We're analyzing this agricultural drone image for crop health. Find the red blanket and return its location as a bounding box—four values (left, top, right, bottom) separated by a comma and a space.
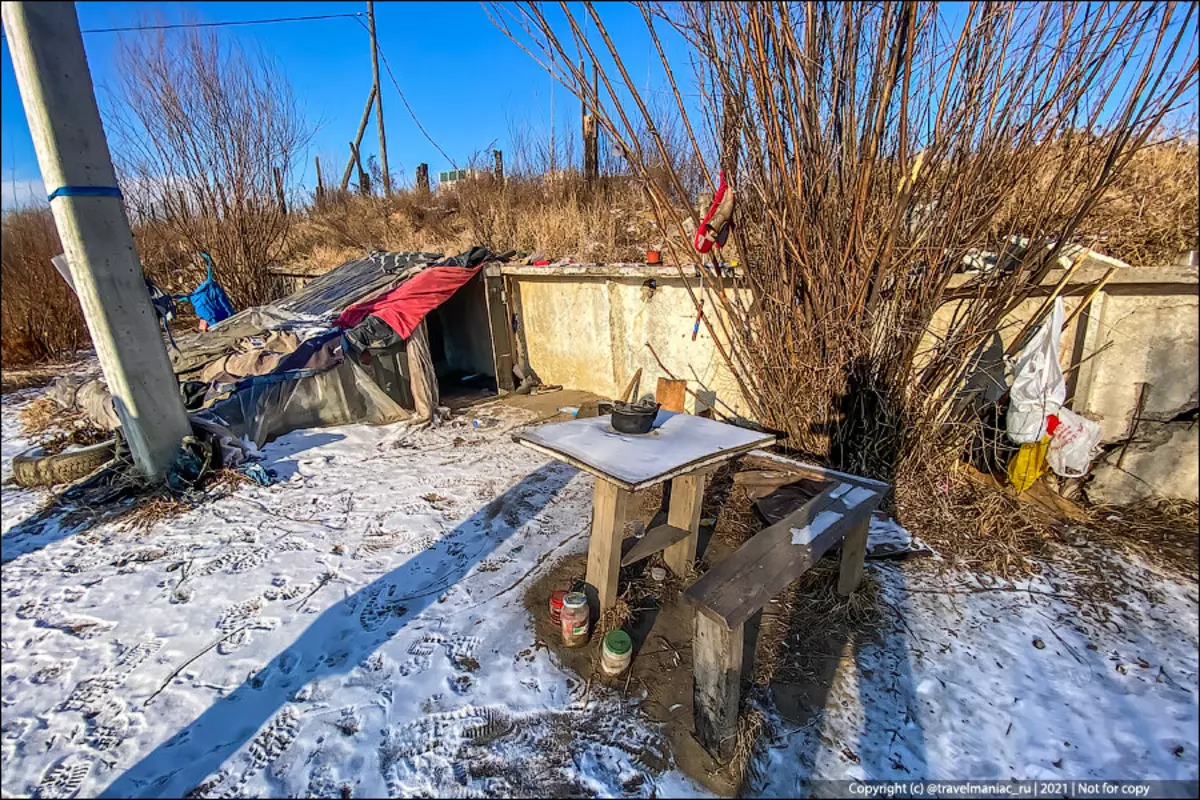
335, 266, 482, 339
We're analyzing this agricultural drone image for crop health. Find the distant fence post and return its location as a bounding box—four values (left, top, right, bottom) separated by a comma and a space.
416, 163, 430, 193
493, 149, 504, 182
314, 156, 326, 209
273, 166, 287, 215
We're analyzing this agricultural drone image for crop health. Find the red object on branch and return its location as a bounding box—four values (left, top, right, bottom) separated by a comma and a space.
335, 266, 482, 339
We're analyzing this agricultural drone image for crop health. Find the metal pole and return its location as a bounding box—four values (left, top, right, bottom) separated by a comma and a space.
368, 1, 390, 196
3, 1, 190, 480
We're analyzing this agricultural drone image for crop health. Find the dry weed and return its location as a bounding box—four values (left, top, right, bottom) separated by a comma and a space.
1083, 500, 1199, 578
117, 496, 194, 531
727, 707, 766, 782
17, 396, 64, 436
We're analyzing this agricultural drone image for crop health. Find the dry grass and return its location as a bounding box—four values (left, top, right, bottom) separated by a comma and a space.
596, 595, 632, 638
17, 396, 66, 436
116, 496, 194, 531
728, 707, 767, 782
1076, 139, 1199, 267
0, 208, 88, 367
1084, 499, 1199, 578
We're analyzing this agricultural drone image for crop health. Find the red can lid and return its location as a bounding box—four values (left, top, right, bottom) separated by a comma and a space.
550, 590, 567, 608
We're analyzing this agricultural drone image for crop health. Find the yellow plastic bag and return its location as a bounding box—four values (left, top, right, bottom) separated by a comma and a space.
1007, 436, 1051, 493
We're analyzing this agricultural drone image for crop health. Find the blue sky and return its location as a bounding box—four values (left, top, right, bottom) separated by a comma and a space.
1, 1, 672, 208
3, 3, 1195, 209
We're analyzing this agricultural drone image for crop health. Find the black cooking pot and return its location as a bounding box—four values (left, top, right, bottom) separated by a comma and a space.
610, 401, 660, 434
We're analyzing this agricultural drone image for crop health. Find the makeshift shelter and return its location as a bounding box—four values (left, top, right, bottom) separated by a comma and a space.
164, 248, 508, 446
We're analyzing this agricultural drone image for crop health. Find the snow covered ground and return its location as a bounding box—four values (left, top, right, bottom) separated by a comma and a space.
2, 382, 1197, 798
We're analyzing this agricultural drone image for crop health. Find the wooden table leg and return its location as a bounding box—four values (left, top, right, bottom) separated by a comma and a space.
585, 478, 631, 613
692, 609, 743, 760
663, 471, 704, 576
837, 514, 870, 596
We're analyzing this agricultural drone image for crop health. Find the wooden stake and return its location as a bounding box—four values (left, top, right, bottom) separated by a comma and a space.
272, 166, 287, 215
367, 1, 390, 196
1062, 267, 1118, 330
837, 515, 870, 596
314, 156, 325, 206
620, 367, 643, 403
350, 141, 370, 196
341, 85, 377, 192
493, 149, 504, 181
692, 610, 742, 759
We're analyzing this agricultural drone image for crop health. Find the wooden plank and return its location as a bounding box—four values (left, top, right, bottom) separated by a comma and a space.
663, 472, 705, 575
484, 272, 515, 391
692, 611, 743, 760
740, 450, 891, 493
656, 377, 687, 412
620, 523, 690, 567
837, 514, 870, 596
585, 478, 631, 612
685, 484, 883, 628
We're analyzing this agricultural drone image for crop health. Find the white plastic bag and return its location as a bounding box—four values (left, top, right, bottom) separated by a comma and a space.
1047, 407, 1102, 478
1006, 297, 1067, 443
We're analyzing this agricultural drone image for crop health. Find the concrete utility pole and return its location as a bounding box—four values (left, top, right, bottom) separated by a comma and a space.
368, 0, 391, 196
3, 1, 191, 480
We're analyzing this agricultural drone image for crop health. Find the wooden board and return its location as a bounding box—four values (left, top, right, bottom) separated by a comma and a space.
740, 450, 891, 494
655, 377, 687, 412
515, 411, 775, 491
663, 471, 704, 575
484, 272, 515, 391
585, 479, 630, 612
684, 482, 883, 628
837, 515, 870, 596
620, 523, 691, 567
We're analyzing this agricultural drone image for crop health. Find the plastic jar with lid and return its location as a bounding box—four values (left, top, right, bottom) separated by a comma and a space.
600, 630, 632, 675
560, 592, 590, 648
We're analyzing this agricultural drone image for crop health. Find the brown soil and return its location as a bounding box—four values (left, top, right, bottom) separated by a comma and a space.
519, 465, 781, 796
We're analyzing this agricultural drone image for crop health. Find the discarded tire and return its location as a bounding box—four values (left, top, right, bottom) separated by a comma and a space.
11, 440, 116, 488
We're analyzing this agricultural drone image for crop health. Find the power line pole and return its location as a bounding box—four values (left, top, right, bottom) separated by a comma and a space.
368, 1, 390, 196
3, 1, 190, 480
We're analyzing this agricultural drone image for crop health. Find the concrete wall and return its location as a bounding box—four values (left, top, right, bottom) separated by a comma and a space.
508, 265, 752, 417
502, 263, 1199, 504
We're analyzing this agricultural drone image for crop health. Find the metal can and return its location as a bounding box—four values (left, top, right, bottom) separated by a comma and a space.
549, 590, 567, 627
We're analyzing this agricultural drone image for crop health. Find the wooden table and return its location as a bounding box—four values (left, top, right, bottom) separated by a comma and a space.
515, 411, 775, 611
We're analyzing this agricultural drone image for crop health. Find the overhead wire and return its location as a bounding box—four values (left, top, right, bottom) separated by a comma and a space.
80, 13, 365, 34
351, 16, 459, 170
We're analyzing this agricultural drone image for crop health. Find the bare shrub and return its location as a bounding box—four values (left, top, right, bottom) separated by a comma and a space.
494, 2, 1198, 564
105, 22, 313, 306
0, 207, 86, 367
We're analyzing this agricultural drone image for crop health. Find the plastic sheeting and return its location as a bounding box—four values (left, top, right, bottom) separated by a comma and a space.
206, 358, 410, 447
334, 266, 483, 338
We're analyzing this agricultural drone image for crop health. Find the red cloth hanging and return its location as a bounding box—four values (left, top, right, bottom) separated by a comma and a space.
335, 266, 482, 339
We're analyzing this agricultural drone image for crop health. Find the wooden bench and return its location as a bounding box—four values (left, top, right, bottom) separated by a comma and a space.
683, 451, 890, 758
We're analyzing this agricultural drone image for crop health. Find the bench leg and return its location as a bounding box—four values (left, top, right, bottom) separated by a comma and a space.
663, 471, 704, 575
586, 478, 630, 613
692, 610, 743, 760
837, 514, 870, 596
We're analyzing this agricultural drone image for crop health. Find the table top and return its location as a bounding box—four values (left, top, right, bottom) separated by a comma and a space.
514, 411, 776, 490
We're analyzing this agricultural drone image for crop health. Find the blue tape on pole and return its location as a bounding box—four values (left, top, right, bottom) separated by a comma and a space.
47, 185, 123, 201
